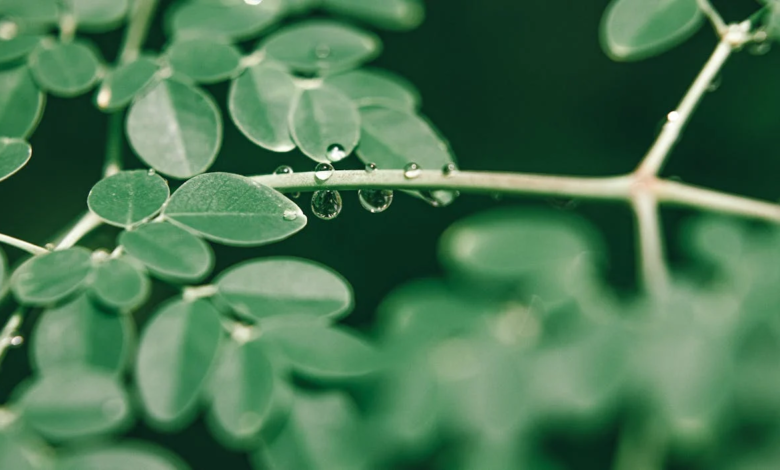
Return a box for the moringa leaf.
[126,79,222,179]
[28,41,101,97]
[96,56,159,111]
[11,248,93,306]
[87,170,170,228]
[0,138,32,183]
[228,64,298,152]
[56,442,190,470]
[0,0,59,25]
[324,68,420,110]
[0,65,45,138]
[321,0,425,31]
[67,0,130,31]
[290,87,360,163]
[260,20,381,74]
[167,38,242,84]
[214,257,352,322]
[90,257,150,310]
[135,298,223,430]
[164,173,307,246]
[600,0,703,61]
[119,222,214,283]
[168,0,283,41]
[0,35,43,65]
[16,368,132,441]
[31,293,133,374]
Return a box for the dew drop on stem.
[9,336,23,347]
[326,144,347,162]
[244,0,263,4]
[314,162,334,182]
[311,190,342,220]
[315,44,331,59]
[359,189,393,213]
[365,162,377,173]
[442,163,457,176]
[420,190,459,207]
[274,165,293,175]
[404,162,421,179]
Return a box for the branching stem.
[0,234,48,256]
[118,0,159,64]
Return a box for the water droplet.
[274,165,293,175]
[667,111,680,122]
[707,75,722,92]
[326,144,347,162]
[315,44,331,59]
[147,168,156,176]
[442,163,457,176]
[314,163,334,182]
[244,0,263,4]
[358,189,393,213]
[749,42,772,56]
[365,162,377,173]
[9,336,23,347]
[0,21,18,41]
[283,209,299,221]
[290,192,301,199]
[546,197,579,211]
[44,243,55,251]
[311,190,342,220]
[404,162,421,179]
[420,190,459,207]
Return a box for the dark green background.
[0,0,777,468]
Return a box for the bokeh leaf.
[0,0,59,25]
[0,138,32,182]
[87,170,170,228]
[261,20,381,74]
[0,65,45,138]
[321,0,425,31]
[31,293,133,374]
[67,0,130,31]
[168,0,283,41]
[126,79,222,179]
[135,299,222,430]
[164,173,307,246]
[28,41,100,97]
[324,68,419,110]
[228,64,297,152]
[96,56,159,111]
[0,35,43,65]
[167,38,241,84]
[16,368,131,441]
[119,222,214,283]
[89,257,150,310]
[0,410,54,470]
[11,248,93,306]
[290,87,360,162]
[600,0,703,61]
[56,442,190,470]
[214,257,352,321]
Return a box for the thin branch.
[0,233,48,256]
[103,112,124,177]
[118,0,159,64]
[655,180,780,222]
[697,0,727,35]
[631,191,669,298]
[54,211,103,251]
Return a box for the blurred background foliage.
[3,0,780,469]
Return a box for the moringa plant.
[1,0,780,469]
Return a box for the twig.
[103,112,124,177]
[54,211,103,250]
[631,191,669,298]
[0,233,48,256]
[118,0,159,64]
[697,0,727,35]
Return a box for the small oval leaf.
[119,222,214,283]
[11,248,93,306]
[290,87,360,162]
[57,442,190,470]
[168,0,283,41]
[324,68,419,110]
[0,35,43,65]
[90,257,150,310]
[29,41,100,96]
[135,298,223,430]
[96,56,159,111]
[0,138,32,182]
[68,0,130,31]
[126,79,222,179]
[87,170,170,228]
[214,257,352,321]
[0,65,45,138]
[167,38,241,84]
[321,0,425,31]
[164,173,307,246]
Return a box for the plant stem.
[103,112,124,177]
[0,310,23,372]
[118,0,159,64]
[698,0,727,34]
[632,192,669,298]
[54,211,103,250]
[0,233,48,256]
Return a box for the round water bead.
[311,190,342,220]
[314,162,334,182]
[442,163,457,176]
[365,162,377,173]
[403,162,421,179]
[358,189,393,214]
[274,165,293,175]
[326,144,347,162]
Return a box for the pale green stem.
[631,191,669,298]
[0,233,48,256]
[103,112,124,177]
[0,310,24,373]
[118,0,159,64]
[697,0,727,34]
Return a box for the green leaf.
[0,65,45,138]
[31,294,133,374]
[439,209,603,290]
[290,87,360,162]
[600,0,703,61]
[0,248,6,295]
[228,64,297,152]
[126,79,222,179]
[135,298,223,430]
[357,106,454,170]
[164,173,307,246]
[214,257,352,321]
[264,324,377,379]
[167,38,241,84]
[168,0,284,41]
[0,138,32,182]
[56,442,189,470]
[321,0,425,31]
[96,56,159,111]
[0,35,43,65]
[90,257,150,310]
[87,170,170,227]
[0,0,59,25]
[16,368,131,441]
[11,248,93,306]
[29,41,101,97]
[68,0,130,31]
[119,222,214,283]
[324,68,419,110]
[252,390,368,470]
[208,339,276,446]
[261,20,381,74]
[0,411,54,470]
